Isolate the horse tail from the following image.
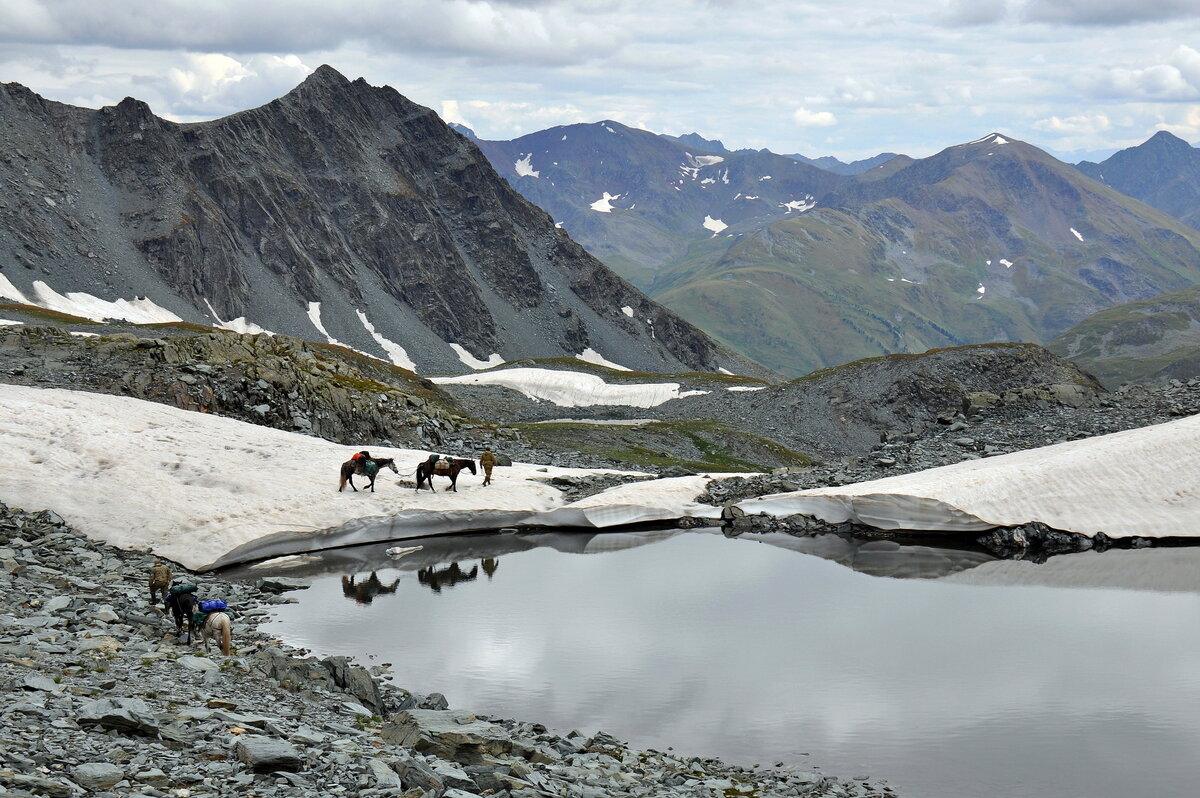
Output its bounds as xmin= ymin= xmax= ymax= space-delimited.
xmin=338 ymin=465 xmax=348 ymax=492
xmin=219 ymin=614 xmax=232 ymax=656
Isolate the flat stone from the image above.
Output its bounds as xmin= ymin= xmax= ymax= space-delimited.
xmin=77 ymin=697 xmax=160 ymax=736
xmin=178 ymin=655 xmax=219 ymax=671
xmin=234 ymin=736 xmax=304 ymax=772
xmin=21 ymin=673 xmax=61 ymax=692
xmin=0 ymin=770 xmax=76 ymax=797
xmin=71 ymin=762 xmax=124 ymax=790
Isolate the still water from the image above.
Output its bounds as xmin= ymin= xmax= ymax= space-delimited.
xmin=250 ymin=529 xmax=1200 ymax=798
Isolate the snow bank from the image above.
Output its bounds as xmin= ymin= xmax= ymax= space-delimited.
xmin=514 ymin=153 xmax=539 ymax=178
xmin=575 ymin=348 xmax=631 ymax=372
xmin=203 ymin=299 xmax=273 ymax=336
xmin=590 ymin=192 xmax=621 ymax=213
xmin=0 ymin=385 xmax=715 ymax=571
xmin=529 ymin=476 xmax=722 ymax=528
xmin=356 ymin=310 xmax=416 ymax=371
xmin=448 ymin=344 xmax=504 ymax=370
xmin=30 ymin=281 xmax=181 ymax=324
xmin=431 ymin=368 xmax=709 ymax=408
xmin=737 ymin=414 xmax=1200 ymax=539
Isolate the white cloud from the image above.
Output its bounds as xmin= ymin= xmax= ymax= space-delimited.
xmin=1033 ymin=113 xmax=1112 ymax=135
xmin=1022 ymin=0 xmax=1200 ymax=26
xmin=6 ymin=0 xmax=1200 ymax=162
xmin=157 ymin=53 xmax=313 ymax=117
xmin=793 ymin=107 xmax=837 ymax=127
xmin=938 ymin=0 xmax=1012 ymax=26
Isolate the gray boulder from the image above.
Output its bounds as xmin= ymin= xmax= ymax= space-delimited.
xmin=234 ymin=736 xmax=304 ymax=773
xmin=382 ymin=710 xmax=528 ymax=764
xmin=77 ymin=697 xmax=159 ymax=736
xmin=71 ymin=762 xmax=124 ymax=790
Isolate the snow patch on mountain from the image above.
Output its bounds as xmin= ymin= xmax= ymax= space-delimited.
xmin=576 ymin=348 xmax=632 ymax=371
xmin=449 ymin=344 xmax=505 ymax=370
xmin=590 ymin=192 xmax=621 ymax=213
xmin=1000 ymin=258 xmax=1014 ymax=268
xmin=28 ymin=281 xmax=182 ymax=325
xmin=703 ymin=215 xmax=728 ymax=234
xmin=1071 ymin=228 xmax=1084 ymax=242
xmin=0 ymin=319 xmax=21 ymax=326
xmin=0 ymin=273 xmax=30 ymax=304
xmin=203 ymin=299 xmax=273 ymax=336
xmin=514 ymin=153 xmax=540 ymax=178
xmin=306 ymin=301 xmax=346 ymax=347
xmin=431 ymin=368 xmax=710 ymax=408
xmin=621 ymin=305 xmax=635 ymax=318
xmin=781 ymin=197 xmax=816 ymax=213
xmin=727 ymin=385 xmax=765 ymax=392
xmin=356 ymin=310 xmax=416 ymax=371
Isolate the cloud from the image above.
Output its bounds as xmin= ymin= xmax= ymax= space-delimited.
xmin=154 ymin=53 xmax=313 ymax=118
xmin=793 ymin=107 xmax=837 ymax=127
xmin=1033 ymin=112 xmax=1112 ymax=135
xmin=440 ymin=98 xmax=590 ymax=136
xmin=1022 ymin=0 xmax=1200 ymax=26
xmin=938 ymin=0 xmax=1012 ymax=26
xmin=0 ymin=0 xmax=628 ymax=67
xmin=1078 ymin=47 xmax=1200 ymax=101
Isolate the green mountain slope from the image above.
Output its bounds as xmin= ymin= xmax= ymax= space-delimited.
xmin=1047 ymin=285 xmax=1200 ymax=386
xmin=653 ymin=134 xmax=1200 ymax=376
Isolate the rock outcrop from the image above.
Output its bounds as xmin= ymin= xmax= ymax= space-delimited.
xmin=0 ymin=67 xmax=766 ymax=377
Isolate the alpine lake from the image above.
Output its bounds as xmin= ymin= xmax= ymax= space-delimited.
xmin=236 ymin=527 xmax=1200 ymax=798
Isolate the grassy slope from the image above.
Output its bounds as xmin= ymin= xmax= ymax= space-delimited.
xmin=647 ymin=151 xmax=1200 ymax=377
xmin=1047 ymin=285 xmax=1200 ymax=386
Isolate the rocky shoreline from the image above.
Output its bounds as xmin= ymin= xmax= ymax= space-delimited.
xmin=0 ymin=502 xmax=895 ymax=798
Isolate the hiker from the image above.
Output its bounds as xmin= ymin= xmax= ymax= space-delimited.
xmin=480 ymin=446 xmax=497 ymax=486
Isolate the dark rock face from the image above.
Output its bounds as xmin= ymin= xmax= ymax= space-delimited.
xmin=1077 ymin=130 xmax=1200 ymax=229
xmin=0 ymin=67 xmax=763 ymax=377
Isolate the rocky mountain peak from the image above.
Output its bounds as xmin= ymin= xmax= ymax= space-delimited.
xmin=0 ymin=73 xmax=769 ymax=378
xmin=1144 ymin=129 xmax=1191 ymax=151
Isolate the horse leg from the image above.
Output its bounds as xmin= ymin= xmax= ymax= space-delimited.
xmin=348 ymin=475 xmax=358 ymax=492
xmin=369 ymin=475 xmax=376 ymax=492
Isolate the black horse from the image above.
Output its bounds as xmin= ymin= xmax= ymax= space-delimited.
xmin=416 ymin=458 xmax=477 ymax=493
xmin=339 ymin=457 xmax=399 ymax=492
xmin=163 ymin=591 xmax=198 ymax=644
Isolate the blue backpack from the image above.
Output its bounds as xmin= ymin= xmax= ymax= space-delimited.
xmin=198 ymin=599 xmax=227 ymax=613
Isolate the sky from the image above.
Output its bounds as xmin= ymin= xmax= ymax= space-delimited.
xmin=4 ymin=1 xmax=1200 ymax=162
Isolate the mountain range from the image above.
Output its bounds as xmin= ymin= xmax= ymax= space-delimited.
xmin=474 ymin=126 xmax=1200 ymax=376
xmin=7 ymin=66 xmax=1200 ymax=386
xmin=0 ymin=67 xmax=766 ymax=378
xmin=471 ymin=121 xmax=846 ymax=287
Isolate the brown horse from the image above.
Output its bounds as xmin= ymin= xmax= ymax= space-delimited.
xmin=416 ymin=458 xmax=476 ymax=492
xmin=338 ymin=457 xmax=398 ymax=492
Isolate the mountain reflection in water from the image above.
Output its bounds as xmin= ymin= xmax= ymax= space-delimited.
xmin=245 ymin=529 xmax=1200 ymax=798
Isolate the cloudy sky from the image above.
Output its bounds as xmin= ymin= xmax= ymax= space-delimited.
xmin=3 ymin=0 xmax=1200 ymax=162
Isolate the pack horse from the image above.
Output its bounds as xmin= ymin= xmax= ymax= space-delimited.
xmin=339 ymin=456 xmax=398 ymax=492
xmin=416 ymin=457 xmax=476 ymax=492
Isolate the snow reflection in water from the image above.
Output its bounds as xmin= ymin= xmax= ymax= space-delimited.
xmin=246 ymin=529 xmax=1200 ymax=798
